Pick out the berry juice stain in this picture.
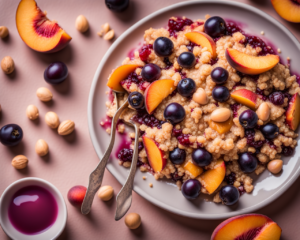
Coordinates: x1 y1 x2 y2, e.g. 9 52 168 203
8 185 58 235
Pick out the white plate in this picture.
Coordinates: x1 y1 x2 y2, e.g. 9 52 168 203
88 0 300 219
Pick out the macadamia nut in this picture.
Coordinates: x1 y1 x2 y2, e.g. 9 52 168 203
98 185 114 201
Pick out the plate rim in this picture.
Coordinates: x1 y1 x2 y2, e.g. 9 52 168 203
88 0 300 219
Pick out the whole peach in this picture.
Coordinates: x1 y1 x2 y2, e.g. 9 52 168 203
67 185 87 207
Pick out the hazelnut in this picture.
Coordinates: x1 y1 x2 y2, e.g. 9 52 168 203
103 30 115 40
102 23 110 33
97 185 114 201
45 112 60 129
1 56 14 74
210 108 231 123
0 26 9 39
192 88 208 105
36 87 53 102
12 155 28 169
58 120 75 135
125 213 141 229
26 105 39 120
267 159 283 174
35 139 49 157
75 15 89 33
256 102 270 121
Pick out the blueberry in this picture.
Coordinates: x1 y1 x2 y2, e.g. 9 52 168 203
177 78 196 97
141 63 161 82
219 185 240 206
192 148 212 167
211 67 228 84
44 62 68 84
182 179 201 200
105 0 129 12
169 148 186 165
177 52 196 68
239 110 258 129
282 146 293 156
260 123 279 140
128 92 144 109
238 152 258 173
212 86 230 102
269 92 284 105
0 124 23 147
204 16 227 38
164 103 185 125
153 37 174 57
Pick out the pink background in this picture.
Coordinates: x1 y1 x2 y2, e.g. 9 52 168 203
1 0 300 239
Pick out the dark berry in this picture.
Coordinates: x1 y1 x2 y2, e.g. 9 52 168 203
269 92 284 105
141 63 161 82
168 17 193 37
239 110 258 129
44 62 68 84
164 103 186 125
105 0 129 12
211 67 228 84
0 124 23 147
238 152 258 173
182 179 201 200
219 185 239 206
260 123 279 140
212 86 230 102
204 16 227 38
282 146 293 156
169 148 186 165
177 78 196 97
192 148 212 167
153 37 174 57
128 92 144 109
177 52 196 68
117 148 133 162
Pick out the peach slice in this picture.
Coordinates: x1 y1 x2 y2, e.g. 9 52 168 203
231 89 257 110
107 64 140 92
211 214 282 240
185 31 217 58
16 0 72 53
286 93 300 130
198 160 225 194
271 0 300 23
182 161 203 178
142 136 166 173
209 117 233 134
144 79 176 114
226 48 280 75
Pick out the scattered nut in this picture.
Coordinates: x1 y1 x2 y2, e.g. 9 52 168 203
45 112 60 129
210 108 231 123
103 30 114 40
267 159 283 174
1 56 14 74
97 30 104 37
125 213 141 230
36 87 53 102
102 23 110 33
277 48 281 53
0 26 9 39
26 105 39 120
192 88 208 105
142 176 146 180
260 31 264 35
256 102 270 121
12 155 28 169
75 15 89 33
58 120 75 135
35 139 49 157
98 185 114 201
149 183 153 188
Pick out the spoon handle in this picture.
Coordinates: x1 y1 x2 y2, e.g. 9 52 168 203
81 99 128 215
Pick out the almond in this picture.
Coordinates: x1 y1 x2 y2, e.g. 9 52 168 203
26 105 39 120
103 30 114 40
0 26 9 39
98 185 114 201
12 155 28 169
1 56 14 74
211 108 231 122
35 139 49 156
45 112 60 129
58 120 75 135
36 87 53 102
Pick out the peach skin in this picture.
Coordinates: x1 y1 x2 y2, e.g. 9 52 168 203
286 93 300 130
231 89 257 110
271 0 300 23
67 185 87 207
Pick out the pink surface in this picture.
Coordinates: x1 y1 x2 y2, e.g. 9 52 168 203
0 0 300 239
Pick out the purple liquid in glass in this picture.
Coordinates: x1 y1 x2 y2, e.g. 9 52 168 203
8 185 58 235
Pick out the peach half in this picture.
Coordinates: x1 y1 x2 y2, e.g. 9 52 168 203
286 93 300 130
209 117 233 134
226 48 280 75
107 64 140 92
142 136 166 173
231 89 257 110
198 160 225 194
144 79 176 114
211 214 282 240
182 161 203 178
16 0 72 53
271 0 300 23
185 31 217 58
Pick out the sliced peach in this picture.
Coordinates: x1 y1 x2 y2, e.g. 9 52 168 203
107 64 140 92
182 161 203 178
16 0 72 53
226 48 280 75
211 214 281 240
231 89 257 109
144 79 176 114
271 0 300 23
185 31 217 58
198 160 225 194
209 117 233 134
142 136 166 173
286 93 300 130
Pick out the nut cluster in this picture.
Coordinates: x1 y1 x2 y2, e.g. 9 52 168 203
98 23 114 40
1 56 14 74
